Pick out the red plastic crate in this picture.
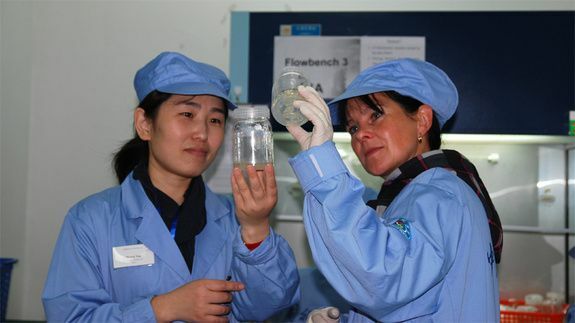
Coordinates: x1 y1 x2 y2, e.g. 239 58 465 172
500 299 569 323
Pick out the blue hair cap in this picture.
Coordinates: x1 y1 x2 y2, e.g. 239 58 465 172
134 51 236 110
328 58 458 127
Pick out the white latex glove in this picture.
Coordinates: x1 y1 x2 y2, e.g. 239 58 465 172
286 85 333 151
306 307 341 323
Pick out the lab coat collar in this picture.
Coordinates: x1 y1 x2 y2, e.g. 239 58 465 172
121 172 153 220
121 173 189 281
192 186 231 278
120 172 233 281
121 171 230 222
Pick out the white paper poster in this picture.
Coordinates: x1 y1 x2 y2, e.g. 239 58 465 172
273 36 425 99
360 36 425 70
273 36 360 99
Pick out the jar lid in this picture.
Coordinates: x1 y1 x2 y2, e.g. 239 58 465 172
230 104 270 120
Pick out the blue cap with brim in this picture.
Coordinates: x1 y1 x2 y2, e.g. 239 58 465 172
327 58 458 127
134 52 237 110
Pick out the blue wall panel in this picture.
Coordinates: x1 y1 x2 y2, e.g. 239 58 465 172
244 12 574 135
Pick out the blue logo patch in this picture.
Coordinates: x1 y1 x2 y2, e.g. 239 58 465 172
391 218 412 240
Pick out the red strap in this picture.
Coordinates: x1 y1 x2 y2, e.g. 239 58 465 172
244 240 263 251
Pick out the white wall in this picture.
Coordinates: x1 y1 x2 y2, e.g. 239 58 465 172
1 0 573 320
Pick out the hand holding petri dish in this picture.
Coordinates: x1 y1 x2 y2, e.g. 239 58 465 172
271 67 310 126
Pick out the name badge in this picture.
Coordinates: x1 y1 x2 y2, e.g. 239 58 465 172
112 244 155 269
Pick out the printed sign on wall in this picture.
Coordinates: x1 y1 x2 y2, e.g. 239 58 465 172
273 36 425 99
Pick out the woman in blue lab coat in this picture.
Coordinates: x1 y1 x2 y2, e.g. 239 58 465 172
287 58 502 322
42 52 299 322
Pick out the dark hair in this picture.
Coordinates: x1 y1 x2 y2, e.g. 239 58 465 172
112 90 172 183
337 91 441 150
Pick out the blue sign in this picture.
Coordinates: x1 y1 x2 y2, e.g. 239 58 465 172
291 24 321 36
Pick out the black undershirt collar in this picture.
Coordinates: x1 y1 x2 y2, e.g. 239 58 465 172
133 163 207 273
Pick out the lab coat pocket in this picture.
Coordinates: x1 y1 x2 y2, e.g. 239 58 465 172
110 261 168 303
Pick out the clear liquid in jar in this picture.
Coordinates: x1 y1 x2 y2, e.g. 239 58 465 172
232 122 274 171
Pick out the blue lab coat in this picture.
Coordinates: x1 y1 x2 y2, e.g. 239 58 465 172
289 142 499 322
42 173 300 322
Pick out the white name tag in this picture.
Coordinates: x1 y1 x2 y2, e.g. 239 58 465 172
112 244 155 269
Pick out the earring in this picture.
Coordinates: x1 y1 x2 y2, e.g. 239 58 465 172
417 136 423 143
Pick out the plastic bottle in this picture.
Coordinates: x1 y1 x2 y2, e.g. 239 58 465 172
230 105 274 171
271 67 310 126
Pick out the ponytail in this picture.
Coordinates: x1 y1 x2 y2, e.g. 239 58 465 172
112 90 172 183
113 137 148 183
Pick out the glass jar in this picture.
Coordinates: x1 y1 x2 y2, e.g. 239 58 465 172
271 67 310 126
230 105 274 171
